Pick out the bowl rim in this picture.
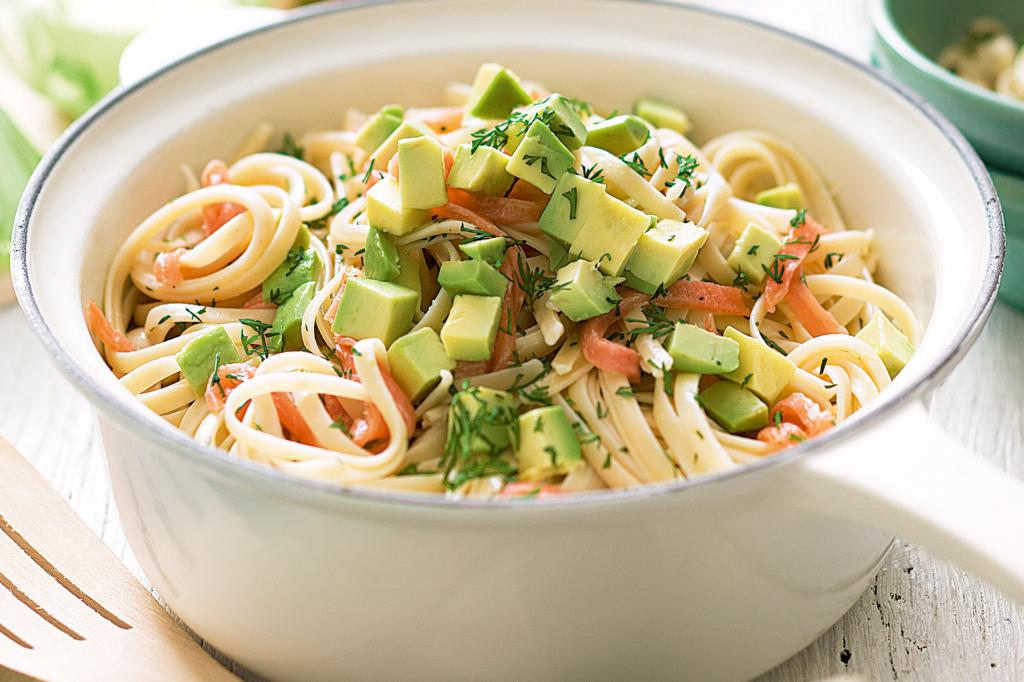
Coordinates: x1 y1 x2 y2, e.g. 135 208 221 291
11 0 1005 511
869 0 1024 116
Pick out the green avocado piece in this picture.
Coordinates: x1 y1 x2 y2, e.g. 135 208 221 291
626 219 708 291
584 115 650 155
514 405 583 481
459 236 508 267
727 223 783 286
365 176 430 236
355 108 403 154
548 260 621 322
331 278 419 346
263 247 322 305
568 193 649 276
447 385 517 454
176 326 241 395
506 120 575 194
437 259 508 297
465 63 533 120
721 327 796 402
856 311 914 377
364 227 401 281
755 183 805 210
394 248 423 306
369 120 435 168
270 280 316 352
507 94 587 152
633 97 691 135
386 327 456 402
667 323 740 374
398 136 448 210
548 239 578 270
621 271 659 295
446 144 516 196
538 172 607 245
440 294 502 361
698 381 769 434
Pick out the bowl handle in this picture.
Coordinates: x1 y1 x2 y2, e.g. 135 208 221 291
790 399 1024 602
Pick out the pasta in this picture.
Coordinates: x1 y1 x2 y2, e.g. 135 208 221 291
939 17 1024 101
86 64 918 499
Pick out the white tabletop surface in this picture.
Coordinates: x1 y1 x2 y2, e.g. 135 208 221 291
2 1 1024 680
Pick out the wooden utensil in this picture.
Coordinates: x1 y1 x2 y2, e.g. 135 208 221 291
0 437 235 681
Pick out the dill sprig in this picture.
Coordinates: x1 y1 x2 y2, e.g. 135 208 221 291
239 318 279 360
625 304 675 341
440 386 519 490
277 133 304 159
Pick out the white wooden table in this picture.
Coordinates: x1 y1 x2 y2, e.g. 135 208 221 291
2 1 1023 679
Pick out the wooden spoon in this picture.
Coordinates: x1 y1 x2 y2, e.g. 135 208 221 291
0 437 235 681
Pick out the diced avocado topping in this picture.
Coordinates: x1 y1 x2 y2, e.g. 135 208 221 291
364 226 401 281
721 327 796 402
437 259 508 297
855 311 914 377
331 278 419 346
465 63 533 120
697 381 769 434
355 107 403 153
727 223 783 286
459 236 508 267
569 193 649 276
633 97 691 135
365 176 430 236
548 260 621 322
625 219 707 292
755 183 805 210
446 144 516 196
538 172 607 245
584 114 650 155
262 247 321 305
368 120 434 168
270 280 316 352
514 405 583 481
507 94 587 152
440 294 503 361
548 239 577 270
393 247 423 305
620 270 660 295
398 136 448 210
666 323 740 374
387 327 456 402
506 120 575 194
176 326 241 395
447 385 517 454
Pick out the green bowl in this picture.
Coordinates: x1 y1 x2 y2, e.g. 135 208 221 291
993 168 1024 310
870 0 1024 176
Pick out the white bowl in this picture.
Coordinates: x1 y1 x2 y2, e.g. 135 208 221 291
12 1 1019 680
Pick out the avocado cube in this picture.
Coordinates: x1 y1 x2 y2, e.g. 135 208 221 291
394 248 424 306
355 108 403 154
633 97 691 135
387 328 456 402
620 271 660 295
440 294 502 361
722 327 796 402
698 381 769 434
667 323 740 374
856 311 914 377
727 223 783 286
465 63 533 120
514 405 584 481
268 280 316 352
569 193 649 276
364 227 401 281
507 94 587 152
398 136 448 210
584 114 650 156
365 177 430 236
548 239 578 270
447 385 517 454
176 326 241 395
538 172 607 245
506 121 575 194
331 278 418 346
447 144 516 196
263 247 321 305
369 120 435 168
548 260 621 322
292 224 314 250
437 259 508 297
459 236 508 267
626 219 708 291
755 183 805 210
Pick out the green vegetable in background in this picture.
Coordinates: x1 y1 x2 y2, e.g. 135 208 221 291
0 108 40 273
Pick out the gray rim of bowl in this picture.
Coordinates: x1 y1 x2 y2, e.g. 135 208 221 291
870 0 1024 116
10 0 1005 511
